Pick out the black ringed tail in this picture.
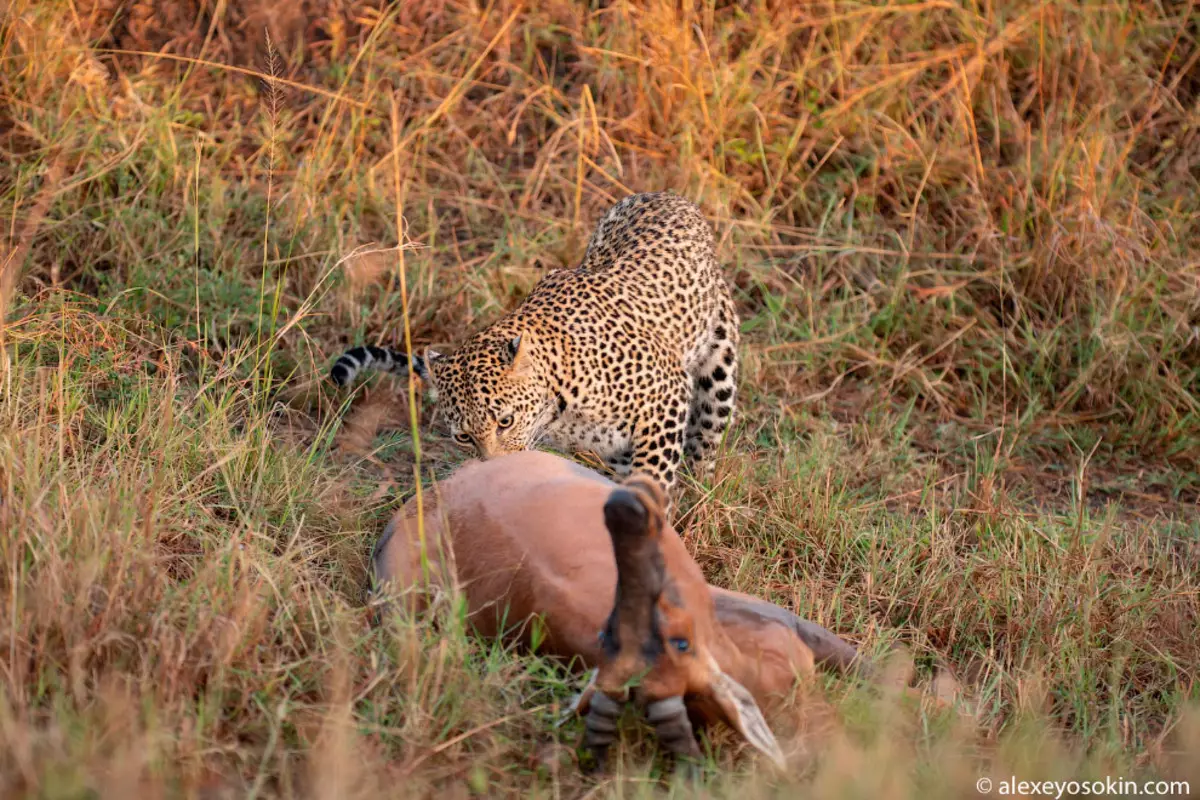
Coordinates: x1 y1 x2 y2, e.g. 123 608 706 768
330 345 423 386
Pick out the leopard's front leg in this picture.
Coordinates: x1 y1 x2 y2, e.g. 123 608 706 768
626 374 690 521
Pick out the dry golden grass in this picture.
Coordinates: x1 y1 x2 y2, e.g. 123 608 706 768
1 0 1198 797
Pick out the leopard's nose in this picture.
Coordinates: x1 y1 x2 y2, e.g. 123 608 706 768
476 440 505 459
478 438 526 459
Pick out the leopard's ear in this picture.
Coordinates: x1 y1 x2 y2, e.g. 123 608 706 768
418 347 443 396
505 333 535 377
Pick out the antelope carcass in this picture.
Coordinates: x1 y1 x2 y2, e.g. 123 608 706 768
371 450 866 770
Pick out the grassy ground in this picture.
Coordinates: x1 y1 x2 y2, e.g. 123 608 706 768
2 0 1198 797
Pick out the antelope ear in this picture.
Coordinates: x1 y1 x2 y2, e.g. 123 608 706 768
559 668 599 726
708 663 787 770
504 333 535 377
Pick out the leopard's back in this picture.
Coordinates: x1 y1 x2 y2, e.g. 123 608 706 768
518 192 728 369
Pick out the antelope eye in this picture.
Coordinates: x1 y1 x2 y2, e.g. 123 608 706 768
497 414 514 430
453 432 472 445
669 637 690 653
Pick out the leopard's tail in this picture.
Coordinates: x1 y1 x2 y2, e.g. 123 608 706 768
329 345 429 387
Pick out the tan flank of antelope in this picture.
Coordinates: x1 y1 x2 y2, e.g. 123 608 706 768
371 450 868 771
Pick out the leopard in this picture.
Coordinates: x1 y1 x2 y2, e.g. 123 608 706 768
330 192 740 507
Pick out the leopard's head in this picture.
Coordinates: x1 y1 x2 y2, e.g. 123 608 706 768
423 332 551 458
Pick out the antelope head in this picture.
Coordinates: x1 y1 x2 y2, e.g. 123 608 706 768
577 475 787 772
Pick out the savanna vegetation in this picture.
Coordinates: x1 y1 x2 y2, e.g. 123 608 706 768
1 0 1198 797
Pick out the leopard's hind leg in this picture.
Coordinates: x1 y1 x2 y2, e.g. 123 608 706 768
684 294 739 479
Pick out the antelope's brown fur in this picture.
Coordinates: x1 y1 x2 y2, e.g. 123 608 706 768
371 451 863 765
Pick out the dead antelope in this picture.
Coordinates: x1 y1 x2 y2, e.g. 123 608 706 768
371 450 867 771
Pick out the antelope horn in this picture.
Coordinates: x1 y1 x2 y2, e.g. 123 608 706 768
645 696 702 761
582 690 623 769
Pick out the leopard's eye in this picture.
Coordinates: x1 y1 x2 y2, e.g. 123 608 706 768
497 414 514 430
453 432 472 445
